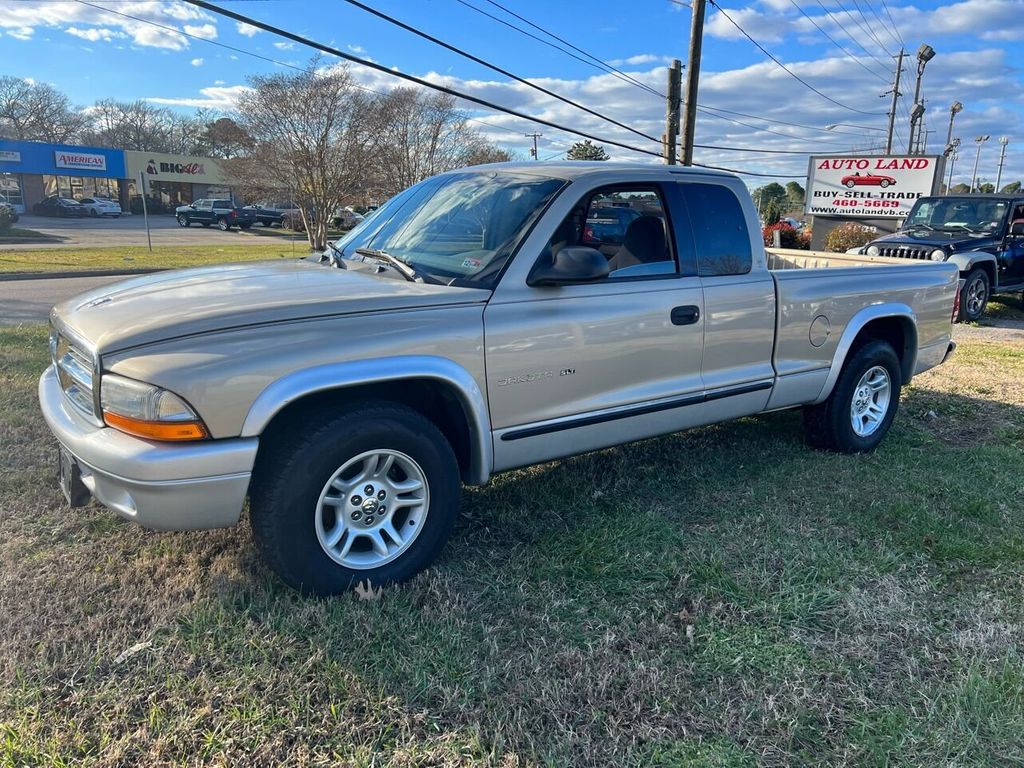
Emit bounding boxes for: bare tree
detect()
[80,99,196,152]
[0,76,86,143]
[230,60,373,250]
[367,88,511,198]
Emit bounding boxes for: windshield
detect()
[904,197,1010,233]
[334,171,566,285]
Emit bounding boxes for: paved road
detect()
[4,214,297,249]
[0,274,128,326]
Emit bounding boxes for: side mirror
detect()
[1009,221,1024,237]
[528,246,610,286]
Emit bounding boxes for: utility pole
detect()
[680,0,706,166]
[664,59,682,164]
[525,132,542,160]
[884,49,904,155]
[995,136,1009,191]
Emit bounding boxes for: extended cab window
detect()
[680,183,752,277]
[545,185,676,279]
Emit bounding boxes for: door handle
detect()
[671,305,700,326]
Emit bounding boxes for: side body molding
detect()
[241,355,493,485]
[812,302,918,404]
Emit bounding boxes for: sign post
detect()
[138,171,152,254]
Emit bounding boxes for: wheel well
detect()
[963,261,995,288]
[849,316,916,383]
[254,379,475,483]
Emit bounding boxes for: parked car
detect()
[245,201,300,227]
[858,194,1024,322]
[0,193,18,224]
[841,172,897,188]
[77,197,122,218]
[33,196,87,218]
[175,199,256,231]
[40,163,958,595]
[330,207,365,229]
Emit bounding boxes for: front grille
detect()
[877,245,931,260]
[51,329,97,419]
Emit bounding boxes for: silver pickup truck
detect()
[40,163,959,594]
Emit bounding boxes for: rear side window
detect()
[680,183,752,276]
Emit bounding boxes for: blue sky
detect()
[1,0,1021,186]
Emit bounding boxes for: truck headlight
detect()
[866,245,880,256]
[100,374,208,441]
[930,249,946,261]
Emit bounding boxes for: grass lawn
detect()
[2,325,1024,766]
[0,243,311,274]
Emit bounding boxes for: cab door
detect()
[1001,201,1024,286]
[485,180,707,472]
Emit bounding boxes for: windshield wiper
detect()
[904,223,936,232]
[354,247,433,283]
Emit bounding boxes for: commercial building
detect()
[0,138,231,214]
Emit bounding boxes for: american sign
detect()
[54,150,108,172]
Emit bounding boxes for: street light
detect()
[945,101,963,150]
[908,43,936,154]
[995,136,1010,191]
[971,135,990,193]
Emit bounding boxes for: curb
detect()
[0,268,167,282]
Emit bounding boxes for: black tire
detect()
[803,339,902,453]
[958,268,990,323]
[250,402,461,595]
[89,208,98,217]
[177,215,190,227]
[218,218,231,231]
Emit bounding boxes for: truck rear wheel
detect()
[803,340,901,453]
[249,402,461,595]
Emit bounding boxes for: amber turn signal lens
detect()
[103,411,208,441]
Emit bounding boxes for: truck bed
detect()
[759,247,959,413]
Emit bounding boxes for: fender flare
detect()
[948,251,998,287]
[241,355,493,484]
[813,303,917,404]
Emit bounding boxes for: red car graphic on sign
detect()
[841,172,897,188]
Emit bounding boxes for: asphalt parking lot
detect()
[4,214,292,249]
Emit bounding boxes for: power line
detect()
[340,0,661,144]
[74,0,528,143]
[847,0,896,56]
[451,0,666,99]
[695,143,823,154]
[709,0,887,116]
[477,0,666,99]
[786,0,889,83]
[179,0,666,159]
[811,0,892,74]
[859,0,904,53]
[879,0,907,50]
[694,162,801,178]
[696,104,865,138]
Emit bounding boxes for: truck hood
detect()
[53,259,491,354]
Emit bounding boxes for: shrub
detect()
[824,222,876,253]
[762,222,810,250]
[0,208,12,232]
[282,212,306,232]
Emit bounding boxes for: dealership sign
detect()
[126,150,225,184]
[805,155,943,218]
[54,150,107,171]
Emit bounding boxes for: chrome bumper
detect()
[38,366,258,531]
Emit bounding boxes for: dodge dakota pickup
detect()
[40,163,960,595]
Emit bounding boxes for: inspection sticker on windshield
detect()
[462,257,481,269]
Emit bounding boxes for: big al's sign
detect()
[805,155,943,218]
[125,150,225,185]
[54,150,107,172]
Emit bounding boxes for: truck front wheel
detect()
[803,340,902,453]
[250,402,461,595]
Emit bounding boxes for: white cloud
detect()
[0,0,217,50]
[348,44,366,53]
[707,7,793,42]
[236,21,260,37]
[213,79,226,85]
[607,54,669,67]
[191,57,204,67]
[183,23,217,40]
[146,84,252,110]
[65,26,125,43]
[273,41,295,51]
